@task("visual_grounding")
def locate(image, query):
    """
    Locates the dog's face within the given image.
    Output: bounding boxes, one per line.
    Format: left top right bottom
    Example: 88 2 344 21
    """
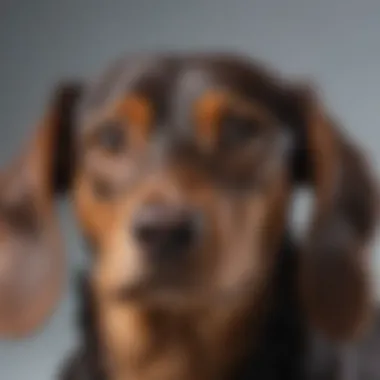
73 55 291 307
0 52 377 342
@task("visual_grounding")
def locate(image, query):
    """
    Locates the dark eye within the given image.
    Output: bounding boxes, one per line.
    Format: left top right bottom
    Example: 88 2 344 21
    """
95 121 125 153
219 113 261 149
92 178 114 200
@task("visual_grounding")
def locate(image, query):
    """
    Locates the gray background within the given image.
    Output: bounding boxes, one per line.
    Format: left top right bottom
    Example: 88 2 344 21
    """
0 0 380 378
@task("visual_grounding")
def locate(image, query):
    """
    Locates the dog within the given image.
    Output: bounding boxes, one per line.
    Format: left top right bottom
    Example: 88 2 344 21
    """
0 52 379 379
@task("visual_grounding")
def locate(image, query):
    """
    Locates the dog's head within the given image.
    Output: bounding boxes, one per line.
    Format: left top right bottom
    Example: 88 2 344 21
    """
0 53 377 341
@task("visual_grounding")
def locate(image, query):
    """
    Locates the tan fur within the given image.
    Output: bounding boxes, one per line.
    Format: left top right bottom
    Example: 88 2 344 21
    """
194 90 273 151
76 159 289 380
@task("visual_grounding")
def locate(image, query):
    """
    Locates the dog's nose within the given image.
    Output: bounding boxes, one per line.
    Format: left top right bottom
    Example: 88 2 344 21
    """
133 203 201 261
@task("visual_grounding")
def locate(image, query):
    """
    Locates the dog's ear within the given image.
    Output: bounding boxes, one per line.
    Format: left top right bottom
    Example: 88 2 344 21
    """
0 81 84 338
279 83 379 342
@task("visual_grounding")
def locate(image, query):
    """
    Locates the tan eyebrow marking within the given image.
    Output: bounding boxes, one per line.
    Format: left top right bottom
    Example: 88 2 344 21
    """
194 91 228 150
82 95 155 152
114 95 153 129
194 90 273 150
114 95 154 149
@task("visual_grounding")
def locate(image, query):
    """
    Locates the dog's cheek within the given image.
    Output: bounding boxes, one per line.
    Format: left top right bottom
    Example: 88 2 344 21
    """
73 175 148 296
72 174 116 243
211 195 268 296
95 230 146 299
221 169 289 296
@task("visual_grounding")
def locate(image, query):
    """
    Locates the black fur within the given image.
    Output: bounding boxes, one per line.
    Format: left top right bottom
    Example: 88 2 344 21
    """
58 233 380 380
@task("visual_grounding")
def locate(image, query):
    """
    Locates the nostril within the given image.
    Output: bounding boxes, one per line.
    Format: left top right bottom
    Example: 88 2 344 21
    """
136 219 195 251
135 224 160 248
133 205 200 258
170 219 195 249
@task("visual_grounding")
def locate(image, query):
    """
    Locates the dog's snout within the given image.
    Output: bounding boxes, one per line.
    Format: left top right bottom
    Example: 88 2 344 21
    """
133 203 201 261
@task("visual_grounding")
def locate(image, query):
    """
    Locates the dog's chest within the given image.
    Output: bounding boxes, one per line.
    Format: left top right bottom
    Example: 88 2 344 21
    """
99 303 260 380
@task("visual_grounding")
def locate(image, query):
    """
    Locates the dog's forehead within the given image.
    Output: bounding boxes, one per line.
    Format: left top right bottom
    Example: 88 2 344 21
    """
81 55 173 112
80 53 274 120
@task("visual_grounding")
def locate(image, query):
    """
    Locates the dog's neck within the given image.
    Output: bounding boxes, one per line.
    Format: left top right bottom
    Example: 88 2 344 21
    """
96 288 267 380
76 234 305 380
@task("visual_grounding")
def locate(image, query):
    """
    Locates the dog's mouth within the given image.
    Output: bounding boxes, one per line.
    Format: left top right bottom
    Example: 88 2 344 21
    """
115 278 161 301
112 269 259 310
113 269 196 305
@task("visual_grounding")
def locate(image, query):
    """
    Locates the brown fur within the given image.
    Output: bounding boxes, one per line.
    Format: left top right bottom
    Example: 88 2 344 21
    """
0 83 82 338
0 53 378 379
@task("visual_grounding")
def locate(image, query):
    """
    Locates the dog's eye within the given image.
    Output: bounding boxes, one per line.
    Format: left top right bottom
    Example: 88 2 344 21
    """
219 114 261 148
95 121 125 153
92 178 114 200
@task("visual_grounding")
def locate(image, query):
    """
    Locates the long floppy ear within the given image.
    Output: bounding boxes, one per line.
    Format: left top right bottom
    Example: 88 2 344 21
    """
281 84 379 342
0 81 83 338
